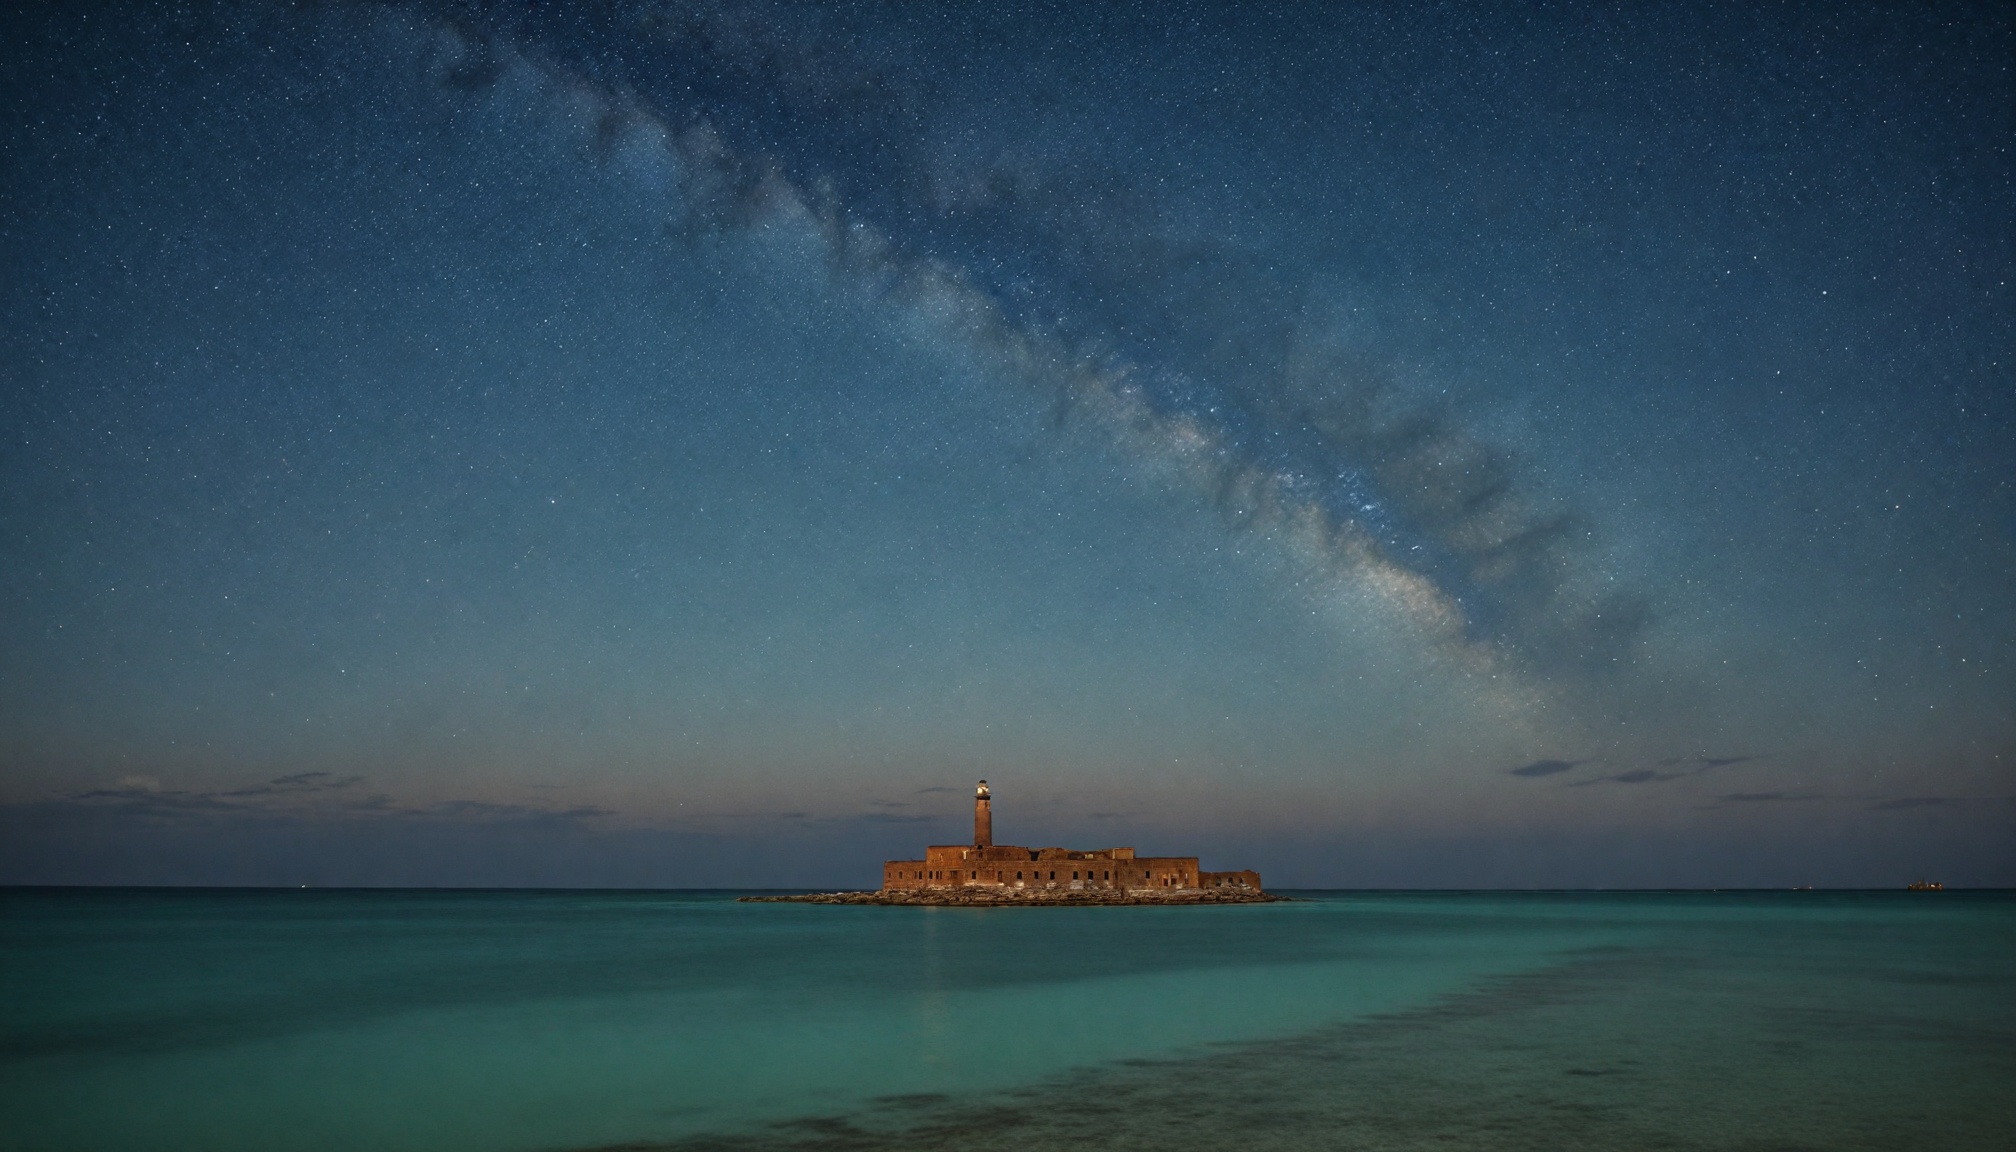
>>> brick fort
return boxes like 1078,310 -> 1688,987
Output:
882,781 -> 1262,895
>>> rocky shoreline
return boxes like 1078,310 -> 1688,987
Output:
739,888 -> 1287,906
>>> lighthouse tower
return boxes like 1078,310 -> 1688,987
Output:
974,780 -> 992,848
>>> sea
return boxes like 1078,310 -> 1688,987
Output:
1,889 -> 2009,1151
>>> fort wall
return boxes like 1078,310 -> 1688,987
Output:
883,849 -> 1204,892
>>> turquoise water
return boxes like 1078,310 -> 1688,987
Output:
1,891 -> 2009,1151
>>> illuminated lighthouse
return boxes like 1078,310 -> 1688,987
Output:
974,780 -> 992,848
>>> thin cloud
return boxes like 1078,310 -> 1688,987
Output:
1571,768 -> 1686,786
66,787 -> 238,813
219,773 -> 364,798
54,776 -> 625,826
1581,755 -> 1766,786
269,771 -> 333,786
1658,754 -> 1765,768
1508,758 -> 1582,778
1606,769 -> 1674,784
1869,797 -> 1966,811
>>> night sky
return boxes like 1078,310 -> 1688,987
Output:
2,1 -> 2010,887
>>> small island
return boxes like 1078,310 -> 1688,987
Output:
743,781 -> 1284,906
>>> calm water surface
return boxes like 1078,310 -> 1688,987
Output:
1,889 -> 2009,1150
